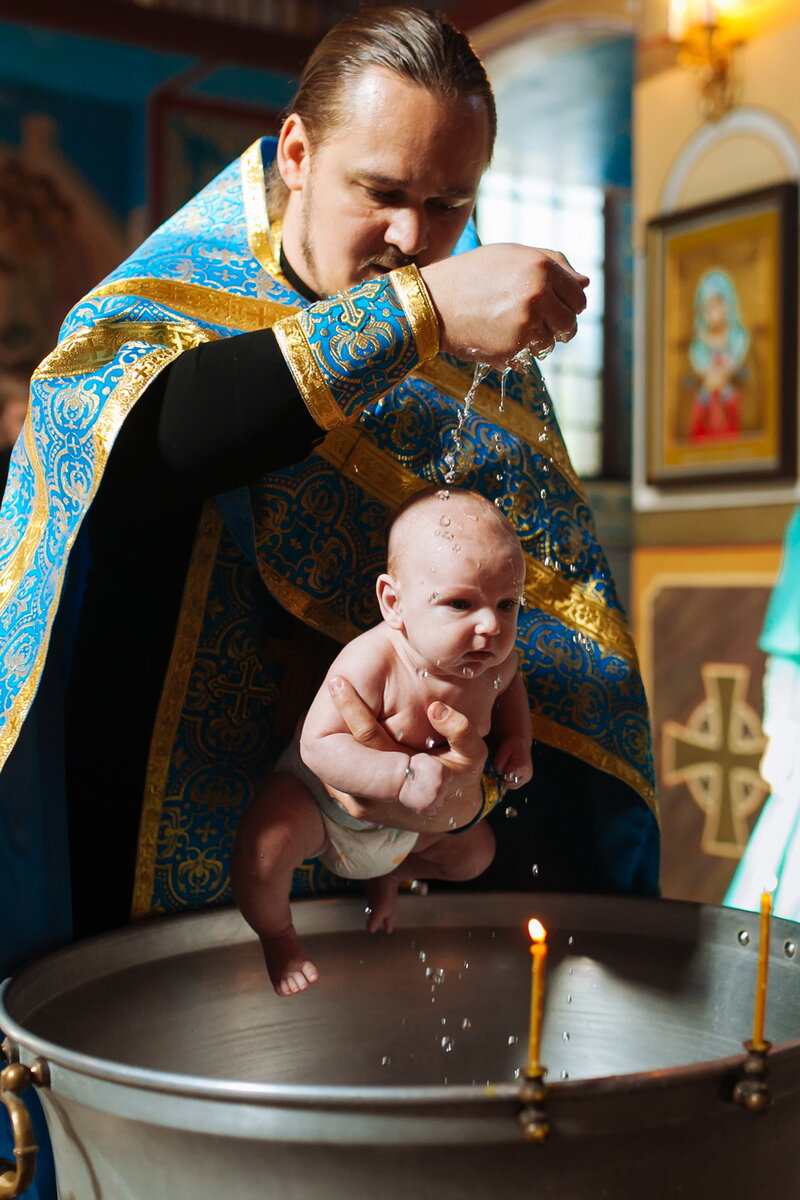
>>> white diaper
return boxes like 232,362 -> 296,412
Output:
275,730 -> 418,879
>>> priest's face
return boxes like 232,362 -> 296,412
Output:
278,67 -> 491,297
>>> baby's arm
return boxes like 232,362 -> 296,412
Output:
490,660 -> 533,789
300,633 -> 444,814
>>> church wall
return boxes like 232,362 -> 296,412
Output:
0,19 -> 291,388
632,0 -> 800,901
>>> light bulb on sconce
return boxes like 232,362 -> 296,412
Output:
668,1 -> 749,122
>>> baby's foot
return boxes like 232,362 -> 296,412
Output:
260,926 -> 319,997
365,875 -> 400,934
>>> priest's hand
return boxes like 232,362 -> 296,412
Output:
326,674 -> 487,833
420,243 -> 589,368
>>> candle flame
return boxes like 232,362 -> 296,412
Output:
528,918 -> 546,943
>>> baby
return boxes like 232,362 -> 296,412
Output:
232,488 -> 533,995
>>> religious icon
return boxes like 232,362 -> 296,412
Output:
687,268 -> 751,443
646,184 -> 797,488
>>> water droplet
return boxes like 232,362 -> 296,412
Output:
436,489 -> 450,501
539,488 -> 547,501
461,664 -> 475,678
439,515 -> 451,528
531,864 -> 540,876
461,1017 -> 472,1030
567,936 -> 574,946
418,668 -> 428,678
397,728 -> 405,742
429,592 -> 439,604
514,1067 -> 522,1080
567,994 -> 572,1004
562,1031 -> 570,1042
561,1069 -> 569,1080
441,1037 -> 454,1052
507,1035 -> 518,1045
738,930 -> 751,946
419,951 -> 427,963
426,967 -> 433,977
448,817 -> 457,830
441,1017 -> 447,1025
426,736 -> 436,749
382,1056 -> 392,1066
364,906 -> 373,916
785,941 -> 797,959
432,968 -> 446,985
504,806 -> 518,819
492,675 -> 502,690
463,960 -> 470,969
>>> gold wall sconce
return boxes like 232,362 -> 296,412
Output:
668,1 -> 748,122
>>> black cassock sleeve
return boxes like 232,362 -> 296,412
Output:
103,328 -> 326,512
66,328 -> 327,937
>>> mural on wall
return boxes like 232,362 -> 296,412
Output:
0,82 -> 134,476
645,183 -> 798,487
150,93 -> 280,224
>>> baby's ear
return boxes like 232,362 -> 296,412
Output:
376,573 -> 403,628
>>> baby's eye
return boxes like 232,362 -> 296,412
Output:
448,598 -> 471,611
498,599 -> 519,613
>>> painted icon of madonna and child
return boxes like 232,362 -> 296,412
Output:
686,268 -> 753,442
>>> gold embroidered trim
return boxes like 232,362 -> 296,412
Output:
241,140 -> 284,278
273,314 -> 342,431
524,560 -> 637,662
391,265 -> 440,364
258,557 -> 361,646
88,278 -> 295,334
417,357 -> 583,498
319,425 -> 419,502
530,712 -> 658,819
0,412 -> 47,615
132,499 -> 225,918
480,772 -> 505,819
0,346 -> 179,767
32,319 -> 221,380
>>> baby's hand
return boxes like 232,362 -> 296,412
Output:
493,737 -> 533,790
398,753 -> 447,814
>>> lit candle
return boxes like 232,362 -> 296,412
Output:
751,890 -> 772,1052
526,918 -> 548,1075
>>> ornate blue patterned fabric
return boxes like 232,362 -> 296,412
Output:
0,137 -> 657,934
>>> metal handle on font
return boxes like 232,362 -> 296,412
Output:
0,1044 -> 48,1199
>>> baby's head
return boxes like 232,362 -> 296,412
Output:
377,489 -> 526,679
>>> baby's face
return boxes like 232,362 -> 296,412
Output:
393,509 -> 525,679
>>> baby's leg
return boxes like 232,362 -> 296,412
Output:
231,772 -> 327,997
365,821 -> 496,934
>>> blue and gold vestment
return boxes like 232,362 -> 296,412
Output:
0,138 -> 657,940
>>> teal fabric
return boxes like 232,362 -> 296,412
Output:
759,508 -> 800,662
